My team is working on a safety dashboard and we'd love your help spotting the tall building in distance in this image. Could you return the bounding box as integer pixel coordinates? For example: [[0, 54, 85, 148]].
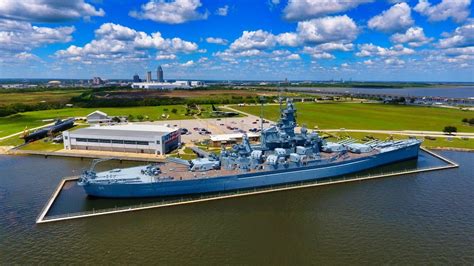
[[146, 71, 152, 82], [133, 73, 141, 82], [157, 66, 164, 82]]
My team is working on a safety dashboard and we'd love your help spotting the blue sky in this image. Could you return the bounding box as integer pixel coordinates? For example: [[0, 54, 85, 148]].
[[0, 0, 473, 81]]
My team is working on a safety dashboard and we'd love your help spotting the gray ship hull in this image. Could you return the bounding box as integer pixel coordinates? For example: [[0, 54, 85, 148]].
[[82, 142, 420, 198]]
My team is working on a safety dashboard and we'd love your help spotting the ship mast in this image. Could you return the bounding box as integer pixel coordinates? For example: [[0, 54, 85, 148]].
[[259, 96, 265, 149]]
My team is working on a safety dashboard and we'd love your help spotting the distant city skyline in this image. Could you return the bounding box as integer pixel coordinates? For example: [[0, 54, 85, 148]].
[[0, 0, 473, 82]]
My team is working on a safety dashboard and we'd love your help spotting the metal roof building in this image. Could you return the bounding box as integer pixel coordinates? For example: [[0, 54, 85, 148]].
[[63, 124, 181, 155]]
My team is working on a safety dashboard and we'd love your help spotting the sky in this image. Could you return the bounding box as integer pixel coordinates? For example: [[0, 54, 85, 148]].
[[0, 0, 473, 81]]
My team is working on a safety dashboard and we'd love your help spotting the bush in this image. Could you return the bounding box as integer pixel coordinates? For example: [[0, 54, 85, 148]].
[[171, 108, 178, 114], [443, 126, 457, 134]]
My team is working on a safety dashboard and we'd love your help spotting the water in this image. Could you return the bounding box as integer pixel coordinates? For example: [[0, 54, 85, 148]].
[[0, 152, 473, 264], [295, 86, 474, 99]]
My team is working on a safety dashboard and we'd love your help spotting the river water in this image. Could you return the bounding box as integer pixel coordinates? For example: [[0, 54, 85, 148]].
[[0, 152, 473, 264], [295, 86, 474, 99]]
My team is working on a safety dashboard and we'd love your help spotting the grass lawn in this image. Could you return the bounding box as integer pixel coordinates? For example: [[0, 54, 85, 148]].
[[19, 140, 63, 152], [236, 102, 474, 133], [0, 104, 215, 138], [0, 90, 85, 106], [328, 131, 474, 150]]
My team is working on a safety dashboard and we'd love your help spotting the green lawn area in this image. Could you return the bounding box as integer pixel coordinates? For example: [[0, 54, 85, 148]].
[[328, 131, 474, 150], [236, 102, 474, 133], [19, 140, 63, 152], [0, 105, 215, 138], [0, 90, 85, 106]]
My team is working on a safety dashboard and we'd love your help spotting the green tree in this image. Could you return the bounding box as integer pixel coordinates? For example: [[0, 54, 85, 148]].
[[443, 126, 457, 134]]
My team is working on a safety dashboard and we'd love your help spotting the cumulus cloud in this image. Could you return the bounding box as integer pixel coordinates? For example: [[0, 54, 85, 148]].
[[219, 16, 357, 62], [283, 0, 373, 21], [0, 0, 104, 22], [356, 43, 415, 57], [0, 19, 75, 52], [414, 0, 471, 23], [182, 60, 194, 67], [206, 37, 228, 45], [390, 27, 433, 47], [295, 15, 358, 44], [216, 5, 229, 16], [437, 19, 474, 48], [156, 53, 177, 60], [55, 23, 199, 62], [384, 58, 405, 65], [129, 0, 208, 24], [302, 47, 335, 59], [368, 2, 414, 33], [229, 30, 277, 51]]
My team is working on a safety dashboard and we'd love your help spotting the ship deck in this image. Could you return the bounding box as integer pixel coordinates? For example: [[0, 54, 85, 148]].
[[159, 150, 379, 181]]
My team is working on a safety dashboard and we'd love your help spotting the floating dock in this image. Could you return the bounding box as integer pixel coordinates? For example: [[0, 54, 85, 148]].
[[36, 147, 458, 224]]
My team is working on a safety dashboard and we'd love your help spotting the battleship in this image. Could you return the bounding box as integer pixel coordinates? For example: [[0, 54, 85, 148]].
[[78, 99, 422, 198]]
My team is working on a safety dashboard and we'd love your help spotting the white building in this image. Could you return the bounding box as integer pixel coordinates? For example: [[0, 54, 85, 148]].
[[131, 81, 205, 90], [63, 124, 181, 155], [86, 110, 111, 124]]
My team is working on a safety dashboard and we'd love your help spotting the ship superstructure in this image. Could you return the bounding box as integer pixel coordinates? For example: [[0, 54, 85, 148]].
[[78, 99, 422, 198]]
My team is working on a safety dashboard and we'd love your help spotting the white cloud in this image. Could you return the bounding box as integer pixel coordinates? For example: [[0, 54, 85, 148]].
[[283, 0, 373, 21], [229, 30, 277, 51], [363, 59, 374, 65], [276, 32, 300, 47], [356, 43, 415, 57], [368, 2, 414, 33], [0, 19, 75, 52], [414, 0, 471, 23], [287, 53, 301, 60], [0, 0, 104, 22], [384, 58, 405, 65], [302, 47, 335, 59], [437, 20, 474, 48], [15, 52, 40, 61], [390, 27, 433, 47], [55, 23, 199, 62], [182, 60, 194, 67], [156, 53, 177, 60], [315, 42, 354, 51], [129, 0, 208, 24], [216, 5, 229, 16], [296, 15, 358, 44], [206, 37, 228, 45]]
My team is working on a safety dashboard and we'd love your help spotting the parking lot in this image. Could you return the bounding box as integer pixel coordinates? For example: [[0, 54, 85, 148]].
[[142, 114, 275, 143]]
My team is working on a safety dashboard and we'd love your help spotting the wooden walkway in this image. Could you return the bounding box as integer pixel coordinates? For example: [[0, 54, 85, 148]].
[[36, 147, 458, 224]]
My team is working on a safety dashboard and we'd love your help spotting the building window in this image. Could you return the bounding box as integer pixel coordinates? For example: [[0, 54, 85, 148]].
[[64, 136, 68, 140], [112, 140, 123, 144], [156, 140, 161, 144], [124, 140, 137, 145], [136, 141, 149, 146], [99, 139, 111, 143], [88, 139, 99, 143], [76, 138, 87, 142]]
